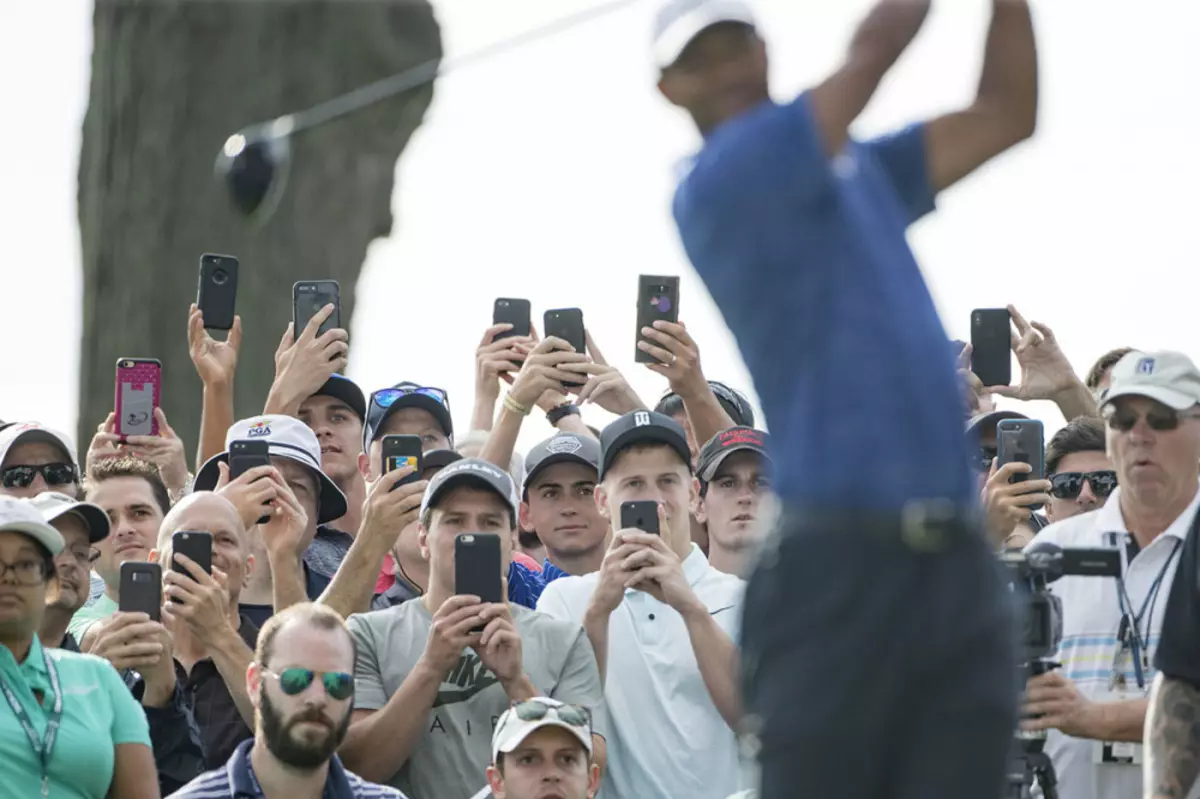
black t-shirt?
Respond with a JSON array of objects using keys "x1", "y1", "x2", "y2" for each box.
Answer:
[{"x1": 1154, "y1": 511, "x2": 1200, "y2": 685}]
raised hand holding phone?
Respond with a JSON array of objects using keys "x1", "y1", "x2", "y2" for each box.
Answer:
[
  {"x1": 266, "y1": 301, "x2": 349, "y2": 416},
  {"x1": 638, "y1": 319, "x2": 707, "y2": 396},
  {"x1": 507, "y1": 336, "x2": 590, "y2": 412},
  {"x1": 188, "y1": 303, "x2": 243, "y2": 388},
  {"x1": 572, "y1": 330, "x2": 647, "y2": 415}
]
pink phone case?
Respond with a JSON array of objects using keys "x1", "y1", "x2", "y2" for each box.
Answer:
[{"x1": 114, "y1": 359, "x2": 162, "y2": 437}]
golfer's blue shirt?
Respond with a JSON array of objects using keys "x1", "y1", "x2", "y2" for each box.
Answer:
[{"x1": 673, "y1": 93, "x2": 974, "y2": 510}]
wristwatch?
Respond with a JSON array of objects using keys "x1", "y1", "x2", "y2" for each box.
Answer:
[{"x1": 547, "y1": 403, "x2": 581, "y2": 426}]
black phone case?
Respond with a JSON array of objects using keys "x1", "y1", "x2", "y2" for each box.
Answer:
[
  {"x1": 293, "y1": 281, "x2": 341, "y2": 338},
  {"x1": 635, "y1": 275, "x2": 680, "y2": 364},
  {"x1": 544, "y1": 308, "x2": 586, "y2": 386},
  {"x1": 493, "y1": 298, "x2": 532, "y2": 340},
  {"x1": 228, "y1": 440, "x2": 271, "y2": 523},
  {"x1": 454, "y1": 534, "x2": 503, "y2": 605},
  {"x1": 997, "y1": 419, "x2": 1045, "y2": 510},
  {"x1": 119, "y1": 561, "x2": 162, "y2": 621},
  {"x1": 971, "y1": 308, "x2": 1012, "y2": 388},
  {"x1": 382, "y1": 434, "x2": 423, "y2": 488},
  {"x1": 171, "y1": 530, "x2": 213, "y2": 576},
  {"x1": 197, "y1": 254, "x2": 239, "y2": 331},
  {"x1": 620, "y1": 500, "x2": 660, "y2": 535}
]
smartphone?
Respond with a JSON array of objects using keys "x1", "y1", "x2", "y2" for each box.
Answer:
[
  {"x1": 635, "y1": 275, "x2": 680, "y2": 364},
  {"x1": 544, "y1": 308, "x2": 586, "y2": 387},
  {"x1": 114, "y1": 358, "x2": 162, "y2": 437},
  {"x1": 229, "y1": 440, "x2": 271, "y2": 524},
  {"x1": 293, "y1": 280, "x2": 341, "y2": 338},
  {"x1": 119, "y1": 561, "x2": 162, "y2": 621},
  {"x1": 997, "y1": 419, "x2": 1045, "y2": 511},
  {"x1": 382, "y1": 434, "x2": 422, "y2": 488},
  {"x1": 171, "y1": 530, "x2": 213, "y2": 577},
  {"x1": 493, "y1": 298, "x2": 532, "y2": 340},
  {"x1": 970, "y1": 308, "x2": 1012, "y2": 388},
  {"x1": 620, "y1": 500, "x2": 660, "y2": 536},
  {"x1": 196, "y1": 253, "x2": 239, "y2": 331},
  {"x1": 455, "y1": 533, "x2": 503, "y2": 615},
  {"x1": 228, "y1": 439, "x2": 270, "y2": 480}
]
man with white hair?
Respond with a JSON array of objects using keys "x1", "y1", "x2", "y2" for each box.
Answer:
[{"x1": 1025, "y1": 351, "x2": 1200, "y2": 799}]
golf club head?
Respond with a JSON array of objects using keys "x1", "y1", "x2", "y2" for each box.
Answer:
[{"x1": 215, "y1": 120, "x2": 293, "y2": 219}]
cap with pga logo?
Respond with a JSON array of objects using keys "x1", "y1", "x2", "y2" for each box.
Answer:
[
  {"x1": 1102, "y1": 351, "x2": 1200, "y2": 411},
  {"x1": 652, "y1": 0, "x2": 757, "y2": 69},
  {"x1": 420, "y1": 458, "x2": 520, "y2": 519},
  {"x1": 523, "y1": 434, "x2": 601, "y2": 498}
]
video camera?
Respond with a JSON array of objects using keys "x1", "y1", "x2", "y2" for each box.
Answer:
[{"x1": 998, "y1": 541, "x2": 1122, "y2": 799}]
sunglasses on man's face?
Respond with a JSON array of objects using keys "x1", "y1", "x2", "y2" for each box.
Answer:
[
  {"x1": 1103, "y1": 405, "x2": 1200, "y2": 433},
  {"x1": 265, "y1": 667, "x2": 355, "y2": 701},
  {"x1": 1049, "y1": 470, "x2": 1118, "y2": 500},
  {"x1": 1, "y1": 463, "x2": 78, "y2": 489}
]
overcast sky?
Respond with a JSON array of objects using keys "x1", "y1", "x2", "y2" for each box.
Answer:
[{"x1": 3, "y1": 0, "x2": 1198, "y2": 454}]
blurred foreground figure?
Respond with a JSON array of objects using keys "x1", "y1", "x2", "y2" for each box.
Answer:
[{"x1": 656, "y1": 0, "x2": 1039, "y2": 796}]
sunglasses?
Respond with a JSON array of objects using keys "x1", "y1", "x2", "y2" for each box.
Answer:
[
  {"x1": 265, "y1": 667, "x2": 355, "y2": 701},
  {"x1": 370, "y1": 384, "x2": 449, "y2": 411},
  {"x1": 1050, "y1": 470, "x2": 1118, "y2": 500},
  {"x1": 1, "y1": 463, "x2": 78, "y2": 489},
  {"x1": 1103, "y1": 405, "x2": 1200, "y2": 432},
  {"x1": 511, "y1": 699, "x2": 591, "y2": 730}
]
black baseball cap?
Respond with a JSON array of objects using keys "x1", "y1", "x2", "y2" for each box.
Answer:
[
  {"x1": 422, "y1": 449, "x2": 463, "y2": 475},
  {"x1": 312, "y1": 374, "x2": 367, "y2": 422},
  {"x1": 599, "y1": 411, "x2": 692, "y2": 480},
  {"x1": 363, "y1": 383, "x2": 453, "y2": 451},
  {"x1": 420, "y1": 458, "x2": 519, "y2": 519},
  {"x1": 655, "y1": 380, "x2": 755, "y2": 428},
  {"x1": 697, "y1": 427, "x2": 770, "y2": 484},
  {"x1": 523, "y1": 433, "x2": 601, "y2": 498}
]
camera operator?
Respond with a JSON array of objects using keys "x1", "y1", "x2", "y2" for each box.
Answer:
[{"x1": 1024, "y1": 351, "x2": 1200, "y2": 799}]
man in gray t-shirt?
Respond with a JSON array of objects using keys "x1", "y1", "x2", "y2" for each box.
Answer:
[{"x1": 339, "y1": 458, "x2": 608, "y2": 799}]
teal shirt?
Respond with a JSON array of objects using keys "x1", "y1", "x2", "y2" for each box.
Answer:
[
  {"x1": 0, "y1": 635, "x2": 151, "y2": 798},
  {"x1": 67, "y1": 594, "x2": 117, "y2": 641}
]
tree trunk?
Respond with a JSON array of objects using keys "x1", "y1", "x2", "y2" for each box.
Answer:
[{"x1": 77, "y1": 0, "x2": 441, "y2": 455}]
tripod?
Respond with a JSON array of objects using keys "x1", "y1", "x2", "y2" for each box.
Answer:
[{"x1": 1003, "y1": 660, "x2": 1060, "y2": 799}]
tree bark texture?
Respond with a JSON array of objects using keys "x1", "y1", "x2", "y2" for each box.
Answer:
[{"x1": 78, "y1": 0, "x2": 442, "y2": 454}]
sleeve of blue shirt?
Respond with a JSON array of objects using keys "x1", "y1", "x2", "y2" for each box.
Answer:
[
  {"x1": 99, "y1": 659, "x2": 152, "y2": 746},
  {"x1": 507, "y1": 561, "x2": 546, "y2": 609},
  {"x1": 861, "y1": 123, "x2": 936, "y2": 224}
]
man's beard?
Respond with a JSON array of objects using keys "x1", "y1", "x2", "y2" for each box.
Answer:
[{"x1": 260, "y1": 688, "x2": 352, "y2": 770}]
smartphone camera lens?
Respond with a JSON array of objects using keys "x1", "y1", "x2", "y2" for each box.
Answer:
[
  {"x1": 212, "y1": 268, "x2": 228, "y2": 285},
  {"x1": 498, "y1": 300, "x2": 509, "y2": 307},
  {"x1": 133, "y1": 572, "x2": 149, "y2": 583}
]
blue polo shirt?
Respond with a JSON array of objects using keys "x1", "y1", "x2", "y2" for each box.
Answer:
[
  {"x1": 168, "y1": 738, "x2": 408, "y2": 798},
  {"x1": 673, "y1": 93, "x2": 973, "y2": 510}
]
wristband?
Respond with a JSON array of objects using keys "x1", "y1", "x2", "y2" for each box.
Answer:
[
  {"x1": 547, "y1": 403, "x2": 581, "y2": 426},
  {"x1": 503, "y1": 394, "x2": 532, "y2": 417}
]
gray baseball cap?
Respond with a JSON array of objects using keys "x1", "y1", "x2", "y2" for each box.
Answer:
[
  {"x1": 420, "y1": 458, "x2": 519, "y2": 519},
  {"x1": 523, "y1": 434, "x2": 601, "y2": 498}
]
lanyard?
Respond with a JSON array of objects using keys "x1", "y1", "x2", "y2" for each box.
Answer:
[
  {"x1": 0, "y1": 649, "x2": 63, "y2": 798},
  {"x1": 1115, "y1": 539, "x2": 1182, "y2": 689}
]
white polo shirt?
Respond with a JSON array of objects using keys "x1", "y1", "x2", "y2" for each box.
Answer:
[
  {"x1": 1026, "y1": 484, "x2": 1200, "y2": 799},
  {"x1": 537, "y1": 543, "x2": 744, "y2": 799}
]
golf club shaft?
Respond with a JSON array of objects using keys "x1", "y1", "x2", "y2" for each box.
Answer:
[{"x1": 278, "y1": 0, "x2": 638, "y2": 136}]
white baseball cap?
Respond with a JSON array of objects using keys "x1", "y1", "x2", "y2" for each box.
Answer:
[
  {"x1": 28, "y1": 491, "x2": 111, "y2": 543},
  {"x1": 1102, "y1": 351, "x2": 1200, "y2": 411},
  {"x1": 0, "y1": 496, "x2": 64, "y2": 555},
  {"x1": 652, "y1": 0, "x2": 757, "y2": 69},
  {"x1": 0, "y1": 423, "x2": 78, "y2": 469},
  {"x1": 193, "y1": 415, "x2": 348, "y2": 523},
  {"x1": 491, "y1": 698, "x2": 593, "y2": 763}
]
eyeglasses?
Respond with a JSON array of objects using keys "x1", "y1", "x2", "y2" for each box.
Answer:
[
  {"x1": 972, "y1": 447, "x2": 998, "y2": 473},
  {"x1": 510, "y1": 699, "x2": 591, "y2": 731},
  {"x1": 0, "y1": 558, "x2": 47, "y2": 586},
  {"x1": 264, "y1": 667, "x2": 355, "y2": 700},
  {"x1": 1, "y1": 463, "x2": 78, "y2": 489},
  {"x1": 1050, "y1": 470, "x2": 1118, "y2": 500},
  {"x1": 370, "y1": 384, "x2": 449, "y2": 411},
  {"x1": 1103, "y1": 405, "x2": 1200, "y2": 432}
]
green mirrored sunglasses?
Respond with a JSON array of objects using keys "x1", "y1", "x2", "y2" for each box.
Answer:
[{"x1": 265, "y1": 667, "x2": 355, "y2": 701}]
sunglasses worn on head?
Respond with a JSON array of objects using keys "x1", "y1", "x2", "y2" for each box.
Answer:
[
  {"x1": 265, "y1": 667, "x2": 354, "y2": 701},
  {"x1": 371, "y1": 384, "x2": 449, "y2": 411},
  {"x1": 511, "y1": 699, "x2": 591, "y2": 730},
  {"x1": 1, "y1": 463, "x2": 77, "y2": 489},
  {"x1": 1049, "y1": 470, "x2": 1118, "y2": 500},
  {"x1": 1103, "y1": 405, "x2": 1200, "y2": 432}
]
